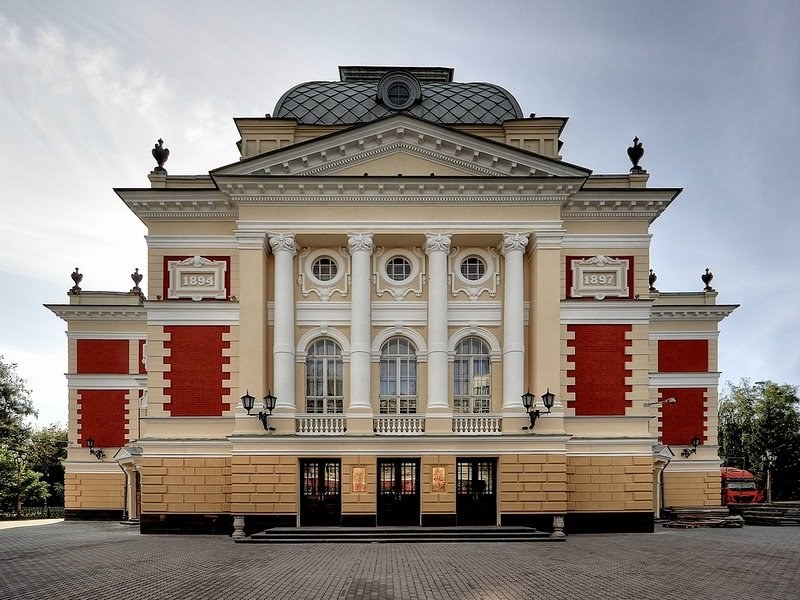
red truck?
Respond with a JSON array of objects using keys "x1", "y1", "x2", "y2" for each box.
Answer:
[{"x1": 721, "y1": 467, "x2": 764, "y2": 505}]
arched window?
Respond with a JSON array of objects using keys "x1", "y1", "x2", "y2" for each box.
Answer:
[
  {"x1": 379, "y1": 337, "x2": 417, "y2": 414},
  {"x1": 305, "y1": 338, "x2": 343, "y2": 413},
  {"x1": 453, "y1": 337, "x2": 490, "y2": 413}
]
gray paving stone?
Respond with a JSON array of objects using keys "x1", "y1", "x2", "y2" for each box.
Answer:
[{"x1": 0, "y1": 521, "x2": 798, "y2": 599}]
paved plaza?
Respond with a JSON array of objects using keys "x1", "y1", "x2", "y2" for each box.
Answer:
[{"x1": 1, "y1": 520, "x2": 798, "y2": 599}]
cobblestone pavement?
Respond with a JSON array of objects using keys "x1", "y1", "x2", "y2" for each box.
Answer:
[{"x1": 1, "y1": 521, "x2": 798, "y2": 600}]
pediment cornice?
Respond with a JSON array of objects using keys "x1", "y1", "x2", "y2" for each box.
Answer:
[{"x1": 212, "y1": 115, "x2": 590, "y2": 179}]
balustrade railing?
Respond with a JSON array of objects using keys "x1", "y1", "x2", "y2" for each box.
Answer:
[
  {"x1": 373, "y1": 415, "x2": 425, "y2": 435},
  {"x1": 452, "y1": 414, "x2": 502, "y2": 434},
  {"x1": 296, "y1": 414, "x2": 347, "y2": 435}
]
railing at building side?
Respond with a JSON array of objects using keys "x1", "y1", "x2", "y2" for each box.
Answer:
[
  {"x1": 296, "y1": 414, "x2": 347, "y2": 435},
  {"x1": 373, "y1": 415, "x2": 425, "y2": 435},
  {"x1": 452, "y1": 414, "x2": 502, "y2": 434}
]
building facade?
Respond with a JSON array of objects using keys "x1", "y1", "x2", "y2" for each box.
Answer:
[{"x1": 47, "y1": 66, "x2": 736, "y2": 535}]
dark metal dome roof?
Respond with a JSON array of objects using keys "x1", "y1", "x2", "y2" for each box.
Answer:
[{"x1": 273, "y1": 79, "x2": 524, "y2": 125}]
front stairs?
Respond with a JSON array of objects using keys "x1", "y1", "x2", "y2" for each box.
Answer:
[{"x1": 235, "y1": 525, "x2": 564, "y2": 543}]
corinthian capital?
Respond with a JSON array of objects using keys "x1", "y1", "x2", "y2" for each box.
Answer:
[
  {"x1": 347, "y1": 233, "x2": 374, "y2": 254},
  {"x1": 501, "y1": 232, "x2": 529, "y2": 255},
  {"x1": 424, "y1": 233, "x2": 452, "y2": 255},
  {"x1": 269, "y1": 233, "x2": 297, "y2": 255}
]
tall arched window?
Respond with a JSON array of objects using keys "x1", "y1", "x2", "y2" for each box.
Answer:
[
  {"x1": 379, "y1": 337, "x2": 417, "y2": 414},
  {"x1": 305, "y1": 338, "x2": 343, "y2": 413},
  {"x1": 453, "y1": 337, "x2": 490, "y2": 413}
]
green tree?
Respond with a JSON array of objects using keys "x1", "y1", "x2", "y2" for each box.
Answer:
[
  {"x1": 0, "y1": 447, "x2": 49, "y2": 516},
  {"x1": 0, "y1": 356, "x2": 36, "y2": 448},
  {"x1": 719, "y1": 379, "x2": 800, "y2": 501},
  {"x1": 27, "y1": 424, "x2": 68, "y2": 506}
]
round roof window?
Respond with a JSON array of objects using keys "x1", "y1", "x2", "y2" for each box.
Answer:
[{"x1": 376, "y1": 71, "x2": 421, "y2": 111}]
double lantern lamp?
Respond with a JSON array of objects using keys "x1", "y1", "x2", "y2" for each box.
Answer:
[
  {"x1": 521, "y1": 388, "x2": 556, "y2": 431},
  {"x1": 85, "y1": 437, "x2": 105, "y2": 460},
  {"x1": 681, "y1": 436, "x2": 701, "y2": 458},
  {"x1": 240, "y1": 390, "x2": 277, "y2": 431}
]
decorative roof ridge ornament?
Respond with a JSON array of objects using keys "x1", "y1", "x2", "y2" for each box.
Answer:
[
  {"x1": 702, "y1": 267, "x2": 715, "y2": 292},
  {"x1": 69, "y1": 267, "x2": 83, "y2": 294},
  {"x1": 151, "y1": 138, "x2": 169, "y2": 174},
  {"x1": 627, "y1": 136, "x2": 645, "y2": 173},
  {"x1": 130, "y1": 267, "x2": 143, "y2": 295}
]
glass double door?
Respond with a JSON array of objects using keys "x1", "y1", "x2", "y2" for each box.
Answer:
[
  {"x1": 456, "y1": 458, "x2": 497, "y2": 526},
  {"x1": 300, "y1": 459, "x2": 341, "y2": 526},
  {"x1": 377, "y1": 458, "x2": 420, "y2": 526}
]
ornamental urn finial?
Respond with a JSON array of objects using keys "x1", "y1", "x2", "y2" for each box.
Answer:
[
  {"x1": 151, "y1": 138, "x2": 169, "y2": 174},
  {"x1": 648, "y1": 269, "x2": 658, "y2": 292},
  {"x1": 131, "y1": 267, "x2": 143, "y2": 294},
  {"x1": 701, "y1": 268, "x2": 715, "y2": 292},
  {"x1": 627, "y1": 137, "x2": 644, "y2": 173},
  {"x1": 69, "y1": 267, "x2": 83, "y2": 294}
]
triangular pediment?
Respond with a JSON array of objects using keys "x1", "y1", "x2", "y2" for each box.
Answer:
[{"x1": 211, "y1": 114, "x2": 590, "y2": 180}]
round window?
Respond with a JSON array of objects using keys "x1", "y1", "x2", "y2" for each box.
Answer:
[
  {"x1": 386, "y1": 256, "x2": 412, "y2": 282},
  {"x1": 312, "y1": 256, "x2": 338, "y2": 282},
  {"x1": 460, "y1": 256, "x2": 486, "y2": 281},
  {"x1": 376, "y1": 71, "x2": 421, "y2": 111}
]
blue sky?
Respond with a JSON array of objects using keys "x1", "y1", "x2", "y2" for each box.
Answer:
[{"x1": 1, "y1": 0, "x2": 798, "y2": 425}]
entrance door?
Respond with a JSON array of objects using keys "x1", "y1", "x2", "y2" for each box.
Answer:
[
  {"x1": 300, "y1": 459, "x2": 341, "y2": 526},
  {"x1": 377, "y1": 458, "x2": 420, "y2": 526},
  {"x1": 456, "y1": 458, "x2": 497, "y2": 526}
]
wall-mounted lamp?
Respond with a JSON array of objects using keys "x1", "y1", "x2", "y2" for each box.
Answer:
[
  {"x1": 681, "y1": 436, "x2": 701, "y2": 458},
  {"x1": 521, "y1": 389, "x2": 555, "y2": 431},
  {"x1": 241, "y1": 390, "x2": 277, "y2": 431},
  {"x1": 645, "y1": 397, "x2": 677, "y2": 407},
  {"x1": 85, "y1": 437, "x2": 105, "y2": 460}
]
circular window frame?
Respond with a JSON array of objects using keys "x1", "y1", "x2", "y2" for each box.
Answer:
[
  {"x1": 376, "y1": 71, "x2": 421, "y2": 111},
  {"x1": 453, "y1": 248, "x2": 495, "y2": 286},
  {"x1": 459, "y1": 255, "x2": 487, "y2": 282},
  {"x1": 385, "y1": 256, "x2": 413, "y2": 283},
  {"x1": 304, "y1": 249, "x2": 345, "y2": 287},
  {"x1": 377, "y1": 249, "x2": 420, "y2": 286},
  {"x1": 311, "y1": 256, "x2": 339, "y2": 283}
]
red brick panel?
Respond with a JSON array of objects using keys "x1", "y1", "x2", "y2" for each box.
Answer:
[
  {"x1": 658, "y1": 340, "x2": 709, "y2": 372},
  {"x1": 567, "y1": 324, "x2": 632, "y2": 415},
  {"x1": 163, "y1": 325, "x2": 230, "y2": 416},
  {"x1": 77, "y1": 389, "x2": 128, "y2": 447},
  {"x1": 659, "y1": 388, "x2": 706, "y2": 445},
  {"x1": 76, "y1": 339, "x2": 129, "y2": 374}
]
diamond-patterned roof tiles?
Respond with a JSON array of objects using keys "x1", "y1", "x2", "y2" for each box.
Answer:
[{"x1": 274, "y1": 81, "x2": 523, "y2": 125}]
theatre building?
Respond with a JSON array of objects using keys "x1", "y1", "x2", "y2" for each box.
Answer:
[{"x1": 47, "y1": 66, "x2": 737, "y2": 535}]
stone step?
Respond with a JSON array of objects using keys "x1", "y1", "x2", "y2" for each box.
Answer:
[{"x1": 238, "y1": 526, "x2": 563, "y2": 544}]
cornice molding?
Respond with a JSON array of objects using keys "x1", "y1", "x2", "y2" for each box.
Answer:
[
  {"x1": 68, "y1": 374, "x2": 147, "y2": 389},
  {"x1": 46, "y1": 304, "x2": 146, "y2": 322},
  {"x1": 649, "y1": 331, "x2": 720, "y2": 341},
  {"x1": 146, "y1": 235, "x2": 237, "y2": 249},
  {"x1": 650, "y1": 372, "x2": 721, "y2": 387},
  {"x1": 650, "y1": 305, "x2": 738, "y2": 322},
  {"x1": 66, "y1": 331, "x2": 146, "y2": 340},
  {"x1": 145, "y1": 302, "x2": 240, "y2": 325},
  {"x1": 561, "y1": 234, "x2": 652, "y2": 249},
  {"x1": 560, "y1": 301, "x2": 652, "y2": 324}
]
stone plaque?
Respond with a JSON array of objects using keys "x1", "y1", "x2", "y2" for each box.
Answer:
[
  {"x1": 432, "y1": 466, "x2": 446, "y2": 492},
  {"x1": 167, "y1": 255, "x2": 228, "y2": 301},
  {"x1": 352, "y1": 467, "x2": 366, "y2": 493}
]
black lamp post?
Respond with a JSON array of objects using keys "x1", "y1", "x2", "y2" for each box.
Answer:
[
  {"x1": 681, "y1": 436, "x2": 700, "y2": 458},
  {"x1": 241, "y1": 390, "x2": 277, "y2": 431},
  {"x1": 85, "y1": 437, "x2": 105, "y2": 460},
  {"x1": 521, "y1": 388, "x2": 556, "y2": 431}
]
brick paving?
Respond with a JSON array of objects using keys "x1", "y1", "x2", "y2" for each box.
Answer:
[{"x1": 1, "y1": 521, "x2": 798, "y2": 599}]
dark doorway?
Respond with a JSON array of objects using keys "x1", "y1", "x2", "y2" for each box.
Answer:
[
  {"x1": 456, "y1": 458, "x2": 497, "y2": 526},
  {"x1": 300, "y1": 459, "x2": 341, "y2": 526},
  {"x1": 377, "y1": 458, "x2": 420, "y2": 526}
]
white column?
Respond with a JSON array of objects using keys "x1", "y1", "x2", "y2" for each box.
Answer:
[
  {"x1": 501, "y1": 232, "x2": 529, "y2": 412},
  {"x1": 425, "y1": 233, "x2": 452, "y2": 411},
  {"x1": 269, "y1": 233, "x2": 297, "y2": 412},
  {"x1": 348, "y1": 233, "x2": 373, "y2": 412}
]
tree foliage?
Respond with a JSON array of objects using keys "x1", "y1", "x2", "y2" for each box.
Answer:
[
  {"x1": 0, "y1": 356, "x2": 67, "y2": 515},
  {"x1": 0, "y1": 356, "x2": 36, "y2": 447},
  {"x1": 719, "y1": 379, "x2": 800, "y2": 501}
]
